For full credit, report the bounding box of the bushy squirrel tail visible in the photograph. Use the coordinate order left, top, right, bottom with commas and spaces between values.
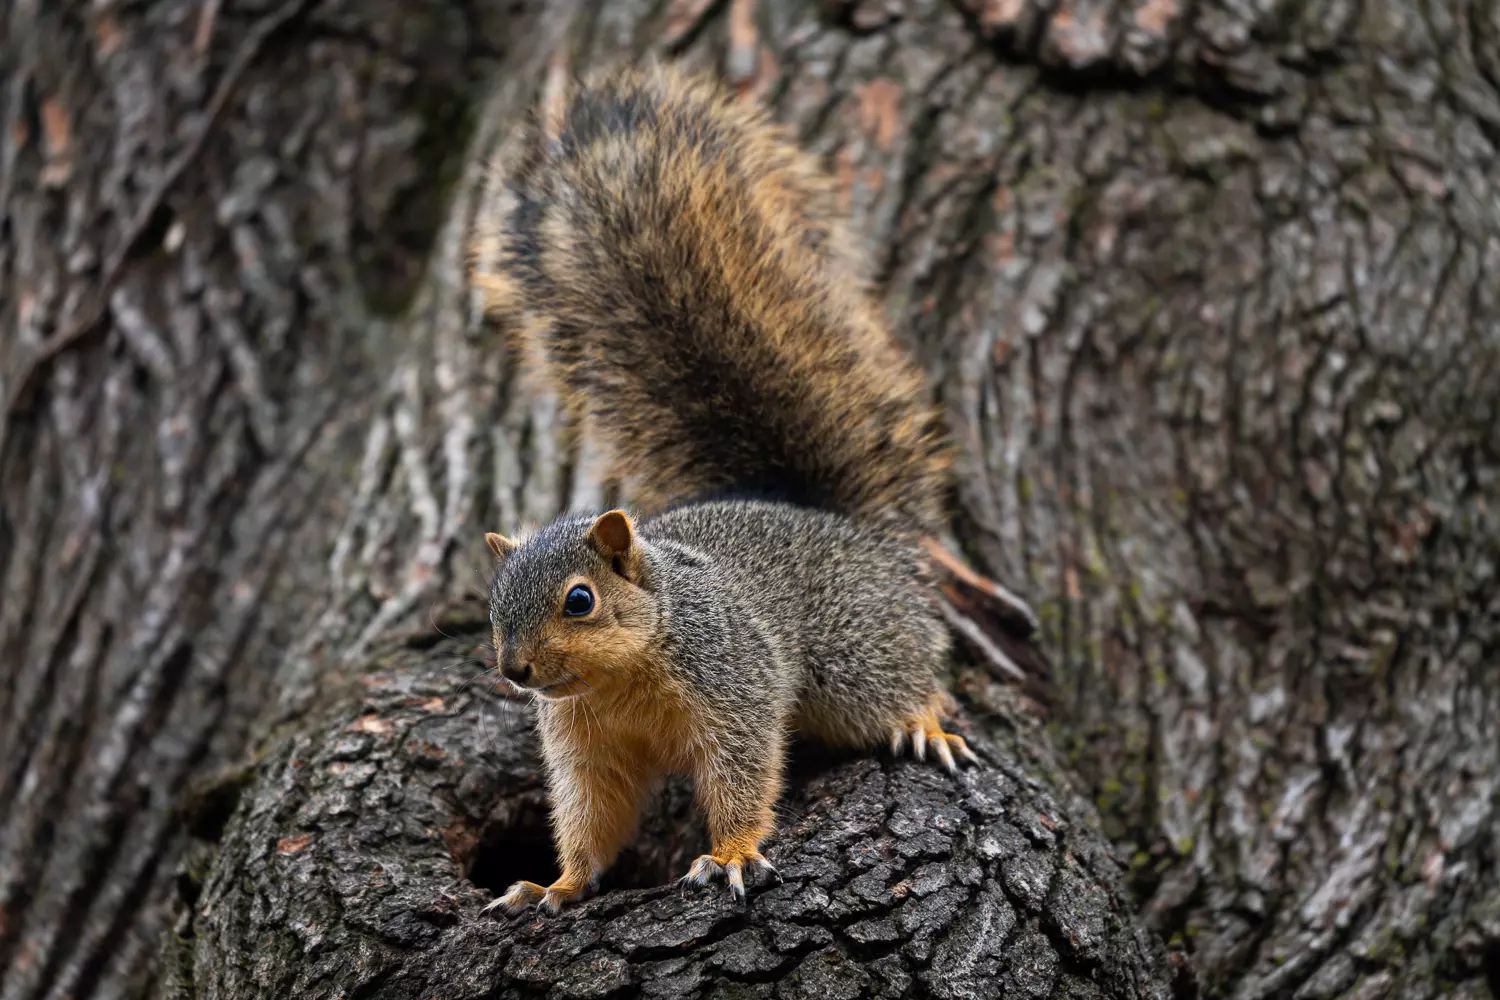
473, 63, 952, 533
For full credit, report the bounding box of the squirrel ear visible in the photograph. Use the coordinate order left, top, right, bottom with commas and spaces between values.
485, 532, 517, 561
588, 510, 643, 581
586, 510, 635, 557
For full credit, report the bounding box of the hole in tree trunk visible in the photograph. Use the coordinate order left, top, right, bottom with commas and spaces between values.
466, 744, 861, 902
467, 779, 703, 898
467, 794, 561, 894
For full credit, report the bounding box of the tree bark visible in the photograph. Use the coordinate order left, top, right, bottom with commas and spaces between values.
0, 1, 1495, 999
170, 612, 1169, 999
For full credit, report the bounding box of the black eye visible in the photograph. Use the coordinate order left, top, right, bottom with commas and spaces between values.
563, 584, 594, 617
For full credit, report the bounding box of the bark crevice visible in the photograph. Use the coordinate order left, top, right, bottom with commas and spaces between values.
2, 0, 1496, 997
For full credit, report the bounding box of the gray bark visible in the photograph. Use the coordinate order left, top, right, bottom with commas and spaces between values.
0, 0, 1495, 999
174, 619, 1168, 999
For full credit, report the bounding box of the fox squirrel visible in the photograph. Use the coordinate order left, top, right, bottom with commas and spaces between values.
472, 63, 976, 917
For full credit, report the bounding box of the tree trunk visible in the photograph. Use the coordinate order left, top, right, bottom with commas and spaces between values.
0, 1, 1494, 999
166, 614, 1170, 999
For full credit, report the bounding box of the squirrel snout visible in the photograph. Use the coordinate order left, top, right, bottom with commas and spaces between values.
501, 661, 533, 685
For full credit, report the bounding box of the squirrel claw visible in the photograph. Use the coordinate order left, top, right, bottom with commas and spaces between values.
755, 855, 784, 885
934, 736, 957, 774
680, 855, 725, 889
680, 852, 777, 903
889, 724, 979, 777
486, 878, 589, 916
485, 880, 544, 916
726, 861, 747, 901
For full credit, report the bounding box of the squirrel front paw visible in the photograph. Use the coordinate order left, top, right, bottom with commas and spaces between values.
678, 851, 781, 902
889, 711, 980, 776
483, 876, 593, 916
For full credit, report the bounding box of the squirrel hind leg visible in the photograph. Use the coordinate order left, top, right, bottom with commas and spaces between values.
889, 694, 981, 777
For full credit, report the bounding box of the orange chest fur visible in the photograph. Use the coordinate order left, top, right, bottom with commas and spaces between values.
542, 686, 705, 777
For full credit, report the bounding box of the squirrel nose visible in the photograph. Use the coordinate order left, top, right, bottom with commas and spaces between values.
501, 661, 533, 685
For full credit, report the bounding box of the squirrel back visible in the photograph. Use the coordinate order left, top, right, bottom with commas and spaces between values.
474, 63, 952, 534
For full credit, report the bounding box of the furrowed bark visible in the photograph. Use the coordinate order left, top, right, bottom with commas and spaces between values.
177, 612, 1169, 999
0, 0, 1495, 998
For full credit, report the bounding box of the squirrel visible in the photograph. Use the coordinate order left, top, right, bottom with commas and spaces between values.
471, 62, 977, 917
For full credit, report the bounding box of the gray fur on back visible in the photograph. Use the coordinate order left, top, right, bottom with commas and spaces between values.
639, 500, 949, 747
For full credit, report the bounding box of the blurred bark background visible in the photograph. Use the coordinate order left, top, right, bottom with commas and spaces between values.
1, 0, 1496, 998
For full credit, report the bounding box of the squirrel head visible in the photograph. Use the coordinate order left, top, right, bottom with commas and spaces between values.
484, 509, 661, 700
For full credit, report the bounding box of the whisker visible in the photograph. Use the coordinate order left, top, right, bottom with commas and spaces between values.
555, 662, 606, 740
583, 693, 603, 743
468, 676, 533, 744
572, 697, 590, 743
562, 664, 599, 695
468, 565, 502, 610
427, 600, 456, 641
476, 684, 492, 745
456, 665, 501, 695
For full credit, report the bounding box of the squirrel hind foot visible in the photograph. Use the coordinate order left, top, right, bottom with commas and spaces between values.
679, 851, 780, 903
486, 877, 592, 916
889, 710, 981, 777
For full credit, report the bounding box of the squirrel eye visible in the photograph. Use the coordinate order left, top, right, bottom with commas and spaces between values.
563, 584, 594, 617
